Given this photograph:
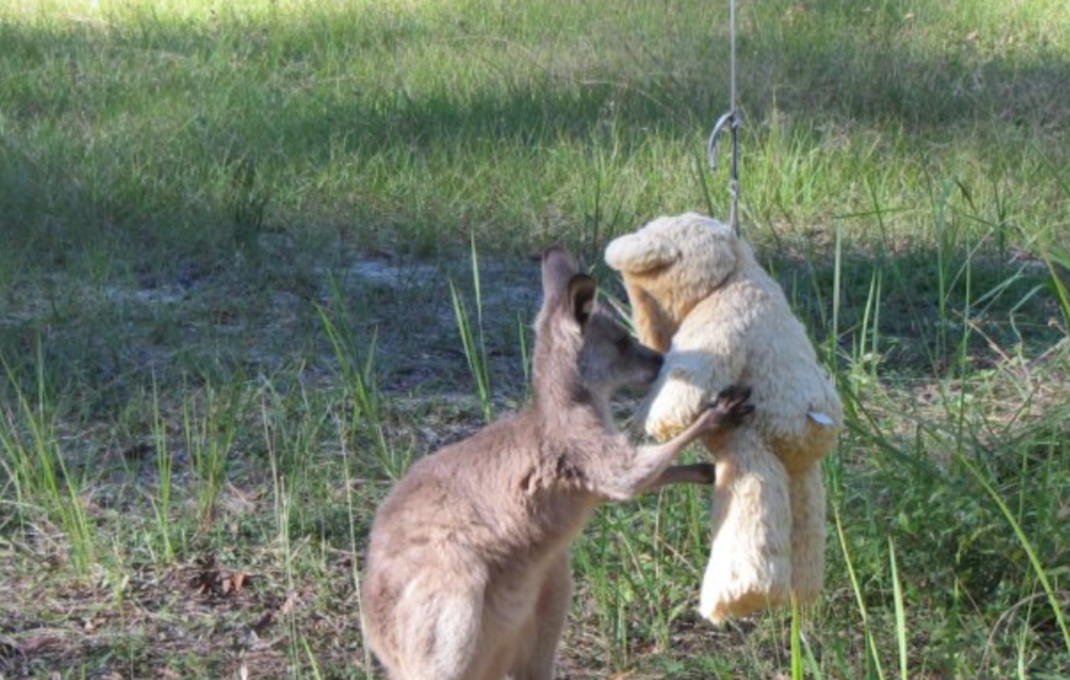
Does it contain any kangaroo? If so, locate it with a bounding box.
[360,247,752,680]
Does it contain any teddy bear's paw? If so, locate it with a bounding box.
[699,579,793,624]
[699,554,792,623]
[701,589,785,625]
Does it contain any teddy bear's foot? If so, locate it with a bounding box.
[699,554,792,624]
[788,464,827,605]
[697,432,795,624]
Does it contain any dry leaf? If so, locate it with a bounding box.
[279,591,299,616]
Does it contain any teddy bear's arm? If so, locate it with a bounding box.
[641,344,747,440]
[626,283,676,353]
[640,311,749,440]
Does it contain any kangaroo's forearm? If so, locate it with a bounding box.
[595,420,706,500]
[640,463,716,493]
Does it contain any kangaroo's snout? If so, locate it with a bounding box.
[636,345,664,384]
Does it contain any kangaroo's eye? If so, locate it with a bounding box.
[615,337,631,353]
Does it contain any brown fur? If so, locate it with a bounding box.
[360,247,752,680]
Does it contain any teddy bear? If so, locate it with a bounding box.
[604,212,842,623]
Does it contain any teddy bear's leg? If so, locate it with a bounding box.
[699,428,792,624]
[789,463,826,605]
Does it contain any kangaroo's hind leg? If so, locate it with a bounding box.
[511,554,572,680]
[391,571,489,680]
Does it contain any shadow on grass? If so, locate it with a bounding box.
[0,237,1061,423]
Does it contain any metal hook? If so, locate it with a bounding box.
[706,109,741,173]
[707,109,743,234]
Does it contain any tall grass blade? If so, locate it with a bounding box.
[337,411,374,675]
[888,538,909,680]
[958,453,1070,657]
[517,313,531,401]
[802,630,827,680]
[790,595,803,680]
[149,374,176,563]
[831,221,843,358]
[1,349,95,574]
[834,505,886,679]
[1037,244,1070,333]
[182,378,243,531]
[449,270,493,423]
[302,636,325,680]
[316,290,397,475]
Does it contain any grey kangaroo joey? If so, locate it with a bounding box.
[361,246,753,680]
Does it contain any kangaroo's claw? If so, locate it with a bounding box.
[706,385,754,427]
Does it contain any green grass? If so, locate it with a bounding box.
[449,235,494,423]
[1,0,1069,677]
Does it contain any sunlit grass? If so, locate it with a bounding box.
[2,0,1068,271]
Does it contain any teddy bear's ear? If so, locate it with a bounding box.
[604,232,680,274]
[567,274,597,327]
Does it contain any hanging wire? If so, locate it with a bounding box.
[706,0,742,235]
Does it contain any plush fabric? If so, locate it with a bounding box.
[605,213,842,623]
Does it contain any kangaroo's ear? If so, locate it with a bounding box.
[541,245,580,303]
[567,274,597,327]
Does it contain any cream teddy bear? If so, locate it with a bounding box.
[605,212,842,623]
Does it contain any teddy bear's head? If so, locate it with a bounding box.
[605,213,740,349]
